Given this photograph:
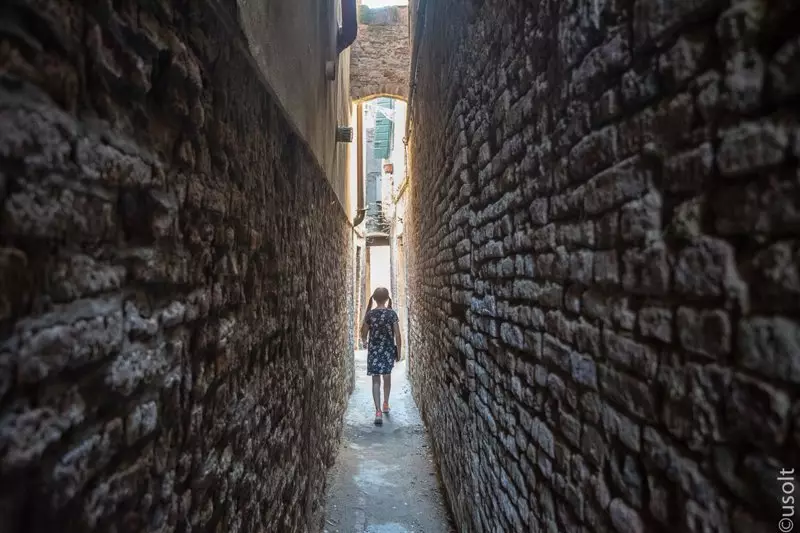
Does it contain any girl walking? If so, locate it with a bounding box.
[360,287,402,426]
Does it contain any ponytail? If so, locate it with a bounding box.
[365,296,374,319]
[387,297,393,309]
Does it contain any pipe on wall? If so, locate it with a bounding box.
[337,0,358,53]
[353,209,367,226]
[353,101,366,226]
[326,0,358,80]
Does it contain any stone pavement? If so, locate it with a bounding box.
[323,351,454,533]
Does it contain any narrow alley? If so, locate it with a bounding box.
[323,350,453,533]
[1,0,800,532]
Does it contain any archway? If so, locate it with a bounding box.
[353,91,408,104]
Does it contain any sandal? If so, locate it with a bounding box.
[374,410,383,426]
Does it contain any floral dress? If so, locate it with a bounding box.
[365,308,399,375]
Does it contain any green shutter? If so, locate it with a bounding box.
[372,98,395,161]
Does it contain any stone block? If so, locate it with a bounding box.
[603,330,659,381]
[610,454,645,509]
[50,418,124,508]
[718,119,789,177]
[634,0,720,46]
[676,307,732,358]
[0,388,86,471]
[599,364,657,419]
[574,319,602,356]
[737,316,800,383]
[674,237,739,299]
[621,66,660,109]
[713,173,800,237]
[609,497,645,533]
[664,142,714,193]
[659,361,728,452]
[619,191,662,244]
[12,296,125,384]
[659,32,708,86]
[569,250,594,284]
[580,392,603,426]
[593,249,620,286]
[569,127,620,183]
[584,156,651,216]
[726,373,791,449]
[595,211,620,248]
[750,240,800,312]
[570,352,599,390]
[560,411,582,448]
[770,35,800,100]
[638,306,672,343]
[542,334,572,374]
[622,242,670,296]
[580,424,607,467]
[601,402,642,452]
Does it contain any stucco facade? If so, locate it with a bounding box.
[237,0,354,216]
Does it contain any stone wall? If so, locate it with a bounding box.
[0,0,353,532]
[351,6,410,102]
[406,1,800,532]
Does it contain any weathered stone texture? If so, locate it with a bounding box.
[405,1,800,532]
[0,1,353,532]
[351,6,410,101]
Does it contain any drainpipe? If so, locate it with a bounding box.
[353,101,366,226]
[326,0,358,79]
[338,0,358,53]
[353,209,367,226]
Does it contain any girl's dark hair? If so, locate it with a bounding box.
[366,287,391,318]
[372,287,390,303]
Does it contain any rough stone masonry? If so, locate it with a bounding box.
[350,5,411,102]
[406,0,800,532]
[0,0,353,531]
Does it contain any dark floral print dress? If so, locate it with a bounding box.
[365,308,399,375]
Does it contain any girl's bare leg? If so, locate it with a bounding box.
[372,375,381,412]
[382,374,391,407]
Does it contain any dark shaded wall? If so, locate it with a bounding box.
[406,0,800,532]
[0,0,353,531]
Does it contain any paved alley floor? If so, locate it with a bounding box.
[323,350,455,533]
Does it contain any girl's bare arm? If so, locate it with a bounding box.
[393,322,402,360]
